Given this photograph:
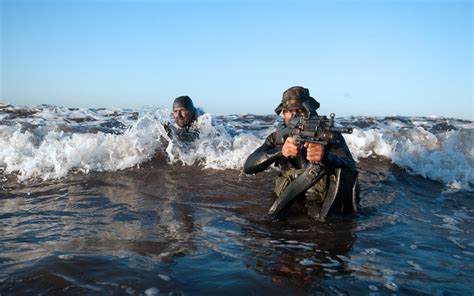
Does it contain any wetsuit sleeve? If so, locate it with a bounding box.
[322,133,357,171]
[164,122,172,138]
[243,133,283,174]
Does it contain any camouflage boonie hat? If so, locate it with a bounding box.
[275,86,320,115]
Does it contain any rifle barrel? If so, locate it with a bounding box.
[329,127,353,134]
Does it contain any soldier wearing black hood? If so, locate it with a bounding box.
[243,86,358,220]
[165,96,200,142]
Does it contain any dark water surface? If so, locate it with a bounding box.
[1,156,473,295]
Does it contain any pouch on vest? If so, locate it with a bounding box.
[305,173,329,203]
[273,168,305,197]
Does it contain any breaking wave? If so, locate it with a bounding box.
[0,104,472,191]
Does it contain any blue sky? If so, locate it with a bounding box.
[1,0,472,119]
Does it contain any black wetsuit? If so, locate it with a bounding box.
[243,123,356,175]
[164,122,200,142]
[244,123,358,219]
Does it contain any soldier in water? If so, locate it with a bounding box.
[243,86,359,220]
[165,96,201,142]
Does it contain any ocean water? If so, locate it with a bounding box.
[0,103,473,295]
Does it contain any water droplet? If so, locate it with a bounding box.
[384,282,398,292]
[145,287,160,296]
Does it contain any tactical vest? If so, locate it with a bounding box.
[274,166,359,221]
[274,168,328,203]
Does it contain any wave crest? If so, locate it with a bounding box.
[1,105,472,191]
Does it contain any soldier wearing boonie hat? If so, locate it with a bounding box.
[274,86,320,115]
[243,86,358,220]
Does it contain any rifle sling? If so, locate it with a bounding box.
[268,163,325,215]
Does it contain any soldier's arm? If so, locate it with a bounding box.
[243,133,283,174]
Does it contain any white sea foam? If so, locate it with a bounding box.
[0,106,167,181]
[1,104,472,190]
[345,122,473,190]
[165,113,267,170]
[0,105,270,182]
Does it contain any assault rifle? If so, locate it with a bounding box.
[286,111,353,147]
[268,102,354,219]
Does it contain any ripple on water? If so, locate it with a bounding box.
[447,236,466,249]
[462,251,474,257]
[57,254,74,260]
[433,214,463,232]
[407,260,423,271]
[299,258,317,266]
[361,248,382,255]
[368,285,378,291]
[158,274,171,281]
[269,239,315,251]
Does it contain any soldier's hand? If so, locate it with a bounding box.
[304,142,324,163]
[282,137,299,158]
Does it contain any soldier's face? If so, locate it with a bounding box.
[173,107,192,128]
[282,108,306,125]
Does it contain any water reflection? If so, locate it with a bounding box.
[240,217,357,289]
[69,164,200,261]
[2,154,472,295]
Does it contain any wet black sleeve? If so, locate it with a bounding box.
[243,133,283,174]
[322,133,357,172]
[164,122,172,138]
